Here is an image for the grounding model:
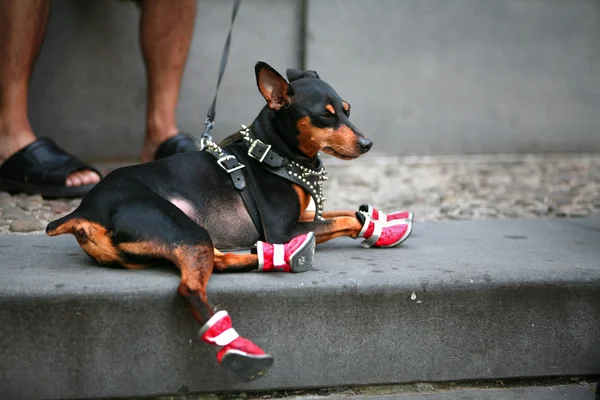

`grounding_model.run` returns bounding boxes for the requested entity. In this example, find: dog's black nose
[357,137,373,153]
